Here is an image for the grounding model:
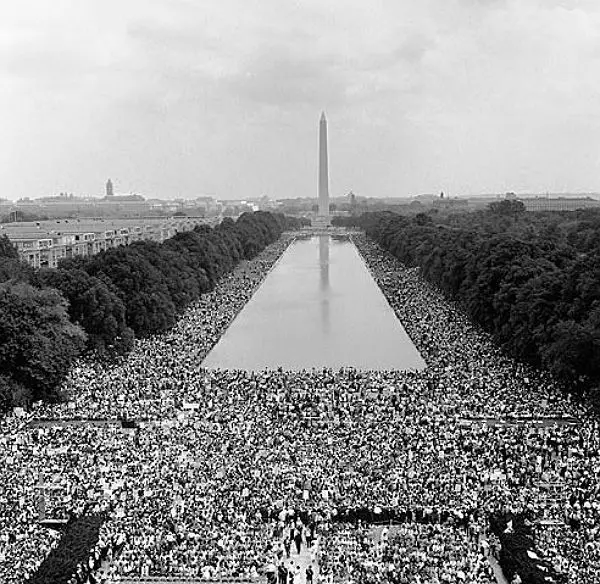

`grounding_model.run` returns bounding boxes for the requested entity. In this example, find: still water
[202,236,425,371]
